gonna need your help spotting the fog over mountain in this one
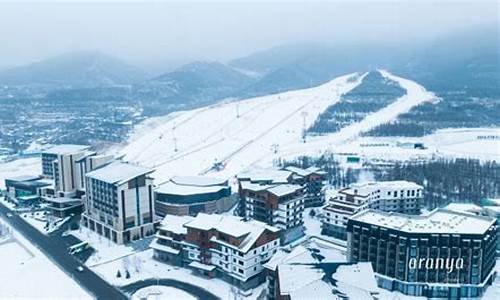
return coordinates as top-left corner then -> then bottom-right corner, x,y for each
0,1 -> 496,73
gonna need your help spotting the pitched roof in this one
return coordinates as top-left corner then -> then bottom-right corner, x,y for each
267,184 -> 302,197
184,213 -> 280,253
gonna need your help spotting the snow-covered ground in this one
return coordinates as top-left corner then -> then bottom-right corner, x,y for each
131,286 -> 195,300
330,127 -> 500,163
91,248 -> 265,300
117,72 -> 367,182
0,156 -> 41,189
70,226 -> 150,267
116,70 -> 457,184
0,218 -> 91,299
21,211 -> 68,235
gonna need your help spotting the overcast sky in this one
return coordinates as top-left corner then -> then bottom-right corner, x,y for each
0,1 -> 497,72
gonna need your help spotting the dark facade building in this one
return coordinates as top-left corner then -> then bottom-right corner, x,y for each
347,209 -> 497,298
237,166 -> 325,213
283,166 -> 326,207
81,161 -> 155,244
240,182 -> 305,244
4,175 -> 52,204
154,176 -> 235,216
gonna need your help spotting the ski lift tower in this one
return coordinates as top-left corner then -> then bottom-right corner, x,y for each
301,111 -> 308,143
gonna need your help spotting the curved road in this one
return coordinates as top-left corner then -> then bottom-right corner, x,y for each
120,278 -> 220,300
0,202 -> 126,300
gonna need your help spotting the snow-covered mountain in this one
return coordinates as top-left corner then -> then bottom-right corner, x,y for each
117,70 -> 436,182
0,51 -> 148,88
135,61 -> 255,107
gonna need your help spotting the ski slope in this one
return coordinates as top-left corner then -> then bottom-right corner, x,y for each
119,70 -> 437,182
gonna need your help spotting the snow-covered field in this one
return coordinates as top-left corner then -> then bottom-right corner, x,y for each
21,211 -> 68,235
0,218 -> 91,299
91,248 -> 265,299
117,72 -> 366,182
0,156 -> 41,189
70,226 -> 150,267
115,70 -> 456,184
132,286 -> 195,300
329,127 -> 500,163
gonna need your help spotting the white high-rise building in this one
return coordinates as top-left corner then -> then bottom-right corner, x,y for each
41,144 -> 92,197
81,161 -> 155,244
322,181 -> 423,239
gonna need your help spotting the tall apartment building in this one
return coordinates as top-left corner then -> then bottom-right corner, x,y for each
347,209 -> 497,298
322,181 -> 423,239
81,161 -> 155,244
151,213 -> 280,289
41,144 -> 92,197
240,182 -> 305,244
237,166 -> 325,210
283,166 -> 326,207
75,153 -> 114,194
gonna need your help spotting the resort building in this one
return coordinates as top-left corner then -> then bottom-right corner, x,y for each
74,153 -> 114,194
151,213 -> 281,290
155,176 -> 235,216
4,175 -> 52,205
41,144 -> 91,197
283,166 -> 326,207
237,166 -> 325,209
240,182 -> 305,244
81,161 -> 155,244
347,209 -> 497,298
322,180 -> 423,239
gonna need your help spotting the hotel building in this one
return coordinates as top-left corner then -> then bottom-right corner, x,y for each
322,181 -> 423,239
41,144 -> 92,197
81,161 -> 155,244
347,209 -> 497,298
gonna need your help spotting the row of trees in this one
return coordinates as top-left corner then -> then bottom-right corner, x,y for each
370,158 -> 500,208
278,154 -> 500,209
276,154 -> 359,188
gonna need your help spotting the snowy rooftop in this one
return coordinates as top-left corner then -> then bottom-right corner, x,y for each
5,175 -> 41,182
43,197 -> 82,204
284,166 -> 314,177
443,203 -> 483,215
237,169 -> 292,184
74,150 -> 98,162
170,176 -> 228,187
239,181 -> 274,192
267,244 -> 376,299
43,144 -> 90,155
267,184 -> 303,197
158,214 -> 195,235
183,213 -> 279,253
284,166 -> 325,177
351,208 -> 496,235
156,181 -> 228,196
240,181 -> 302,197
85,161 -> 154,185
341,180 -> 423,196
